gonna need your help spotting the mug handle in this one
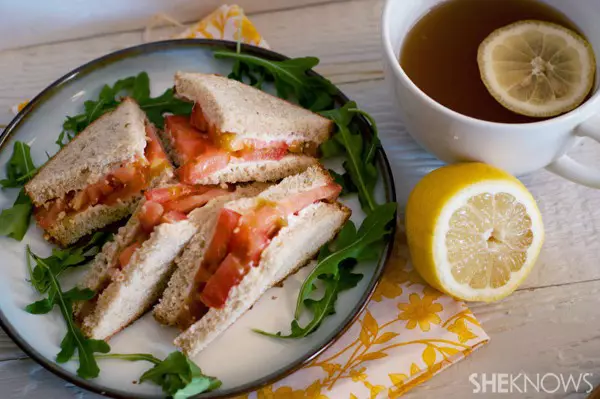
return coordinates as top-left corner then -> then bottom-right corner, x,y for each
546,113 -> 600,188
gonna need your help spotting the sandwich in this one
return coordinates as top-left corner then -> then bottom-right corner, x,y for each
25,98 -> 173,246
75,182 -> 267,340
153,166 -> 350,356
161,72 -> 334,185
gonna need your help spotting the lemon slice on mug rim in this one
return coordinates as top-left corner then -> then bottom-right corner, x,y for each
478,20 -> 596,118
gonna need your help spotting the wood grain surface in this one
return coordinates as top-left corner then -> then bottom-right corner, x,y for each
1,0 -> 599,397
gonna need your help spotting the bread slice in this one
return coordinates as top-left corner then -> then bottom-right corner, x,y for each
175,201 -> 350,356
76,183 -> 266,340
25,98 -> 148,205
174,72 -> 333,145
154,165 -> 338,326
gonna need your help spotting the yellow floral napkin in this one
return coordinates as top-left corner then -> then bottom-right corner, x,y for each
10,5 -> 489,397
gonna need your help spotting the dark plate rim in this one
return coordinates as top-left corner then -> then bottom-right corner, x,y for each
0,39 -> 397,399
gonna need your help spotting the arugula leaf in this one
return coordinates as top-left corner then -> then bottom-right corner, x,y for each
59,72 -> 191,145
329,169 -> 357,196
24,246 -> 110,378
26,232 -> 111,294
0,190 -> 33,241
254,203 -> 396,338
321,102 -> 379,212
255,266 -> 363,338
213,50 -> 337,112
0,141 -> 37,188
139,89 -> 193,129
138,351 -> 222,398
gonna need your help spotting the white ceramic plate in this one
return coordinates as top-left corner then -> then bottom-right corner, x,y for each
0,40 -> 396,398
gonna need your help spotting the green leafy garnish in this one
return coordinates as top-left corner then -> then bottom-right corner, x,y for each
59,72 -> 192,147
24,246 -> 110,378
254,203 -> 396,338
214,50 -> 338,112
0,141 -> 37,240
0,141 -> 37,188
26,232 -> 111,294
0,190 -> 33,241
96,351 -> 221,398
321,102 -> 379,212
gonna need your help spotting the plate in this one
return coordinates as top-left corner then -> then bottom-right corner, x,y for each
0,40 -> 396,398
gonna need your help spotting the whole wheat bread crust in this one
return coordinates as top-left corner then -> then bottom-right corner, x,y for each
25,98 -> 148,205
175,201 -> 351,356
174,72 -> 333,145
154,166 -> 344,334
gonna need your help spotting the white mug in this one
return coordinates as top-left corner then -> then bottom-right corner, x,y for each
381,0 -> 600,188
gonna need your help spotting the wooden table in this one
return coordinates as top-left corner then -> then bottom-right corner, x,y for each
1,1 -> 599,397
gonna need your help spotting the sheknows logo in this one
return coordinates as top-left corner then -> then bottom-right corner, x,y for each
469,373 -> 594,394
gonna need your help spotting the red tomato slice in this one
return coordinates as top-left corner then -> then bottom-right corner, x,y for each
138,201 -> 164,233
165,115 -> 212,164
145,184 -> 214,203
111,164 -> 138,184
118,242 -> 142,269
71,190 -> 89,211
277,182 -> 342,216
161,210 -> 188,224
162,189 -> 229,213
103,170 -> 148,206
236,145 -> 288,161
190,104 -> 209,131
179,151 -> 231,184
85,184 -> 105,206
35,199 -> 66,230
200,253 -> 247,308
144,124 -> 170,170
202,208 -> 242,275
229,205 -> 283,263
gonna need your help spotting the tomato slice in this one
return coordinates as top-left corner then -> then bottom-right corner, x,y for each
165,115 -> 212,164
161,210 -> 188,224
162,189 -> 229,213
190,104 -> 209,131
200,253 -> 247,308
277,182 -> 342,216
144,124 -> 170,171
118,242 -> 142,269
179,150 -> 231,184
111,164 -> 138,184
71,190 -> 89,211
202,209 -> 242,276
235,145 -> 288,161
138,201 -> 165,233
145,184 -> 214,204
35,199 -> 66,230
229,205 -> 284,263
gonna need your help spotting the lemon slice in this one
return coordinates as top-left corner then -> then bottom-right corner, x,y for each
406,163 -> 544,302
478,20 -> 596,117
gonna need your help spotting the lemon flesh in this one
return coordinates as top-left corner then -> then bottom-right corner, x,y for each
406,163 -> 544,302
478,20 -> 596,117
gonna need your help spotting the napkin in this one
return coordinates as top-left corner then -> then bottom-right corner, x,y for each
10,5 -> 489,397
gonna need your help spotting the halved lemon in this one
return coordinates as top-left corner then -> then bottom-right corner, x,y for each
478,20 -> 596,117
405,163 -> 544,302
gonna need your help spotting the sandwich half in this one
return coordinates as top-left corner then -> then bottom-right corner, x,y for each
75,182 -> 266,340
161,72 -> 334,185
25,98 -> 173,246
153,166 -> 350,356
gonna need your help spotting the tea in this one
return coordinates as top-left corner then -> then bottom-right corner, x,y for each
399,0 -> 585,123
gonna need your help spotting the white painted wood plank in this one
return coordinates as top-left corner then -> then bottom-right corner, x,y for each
338,79 -> 600,290
0,0 -> 349,51
0,0 -> 381,126
403,279 -> 600,399
0,358 -> 101,398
